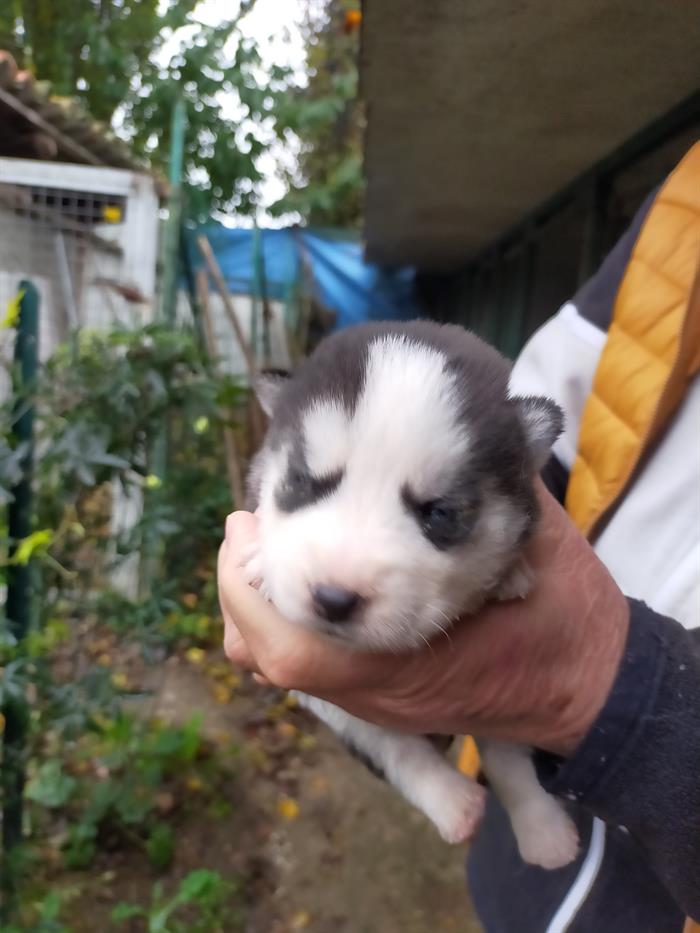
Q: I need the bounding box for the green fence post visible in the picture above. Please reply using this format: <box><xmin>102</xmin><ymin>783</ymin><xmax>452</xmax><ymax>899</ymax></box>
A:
<box><xmin>1</xmin><ymin>280</ymin><xmax>39</xmax><ymax>920</ymax></box>
<box><xmin>140</xmin><ymin>97</ymin><xmax>187</xmax><ymax>597</ymax></box>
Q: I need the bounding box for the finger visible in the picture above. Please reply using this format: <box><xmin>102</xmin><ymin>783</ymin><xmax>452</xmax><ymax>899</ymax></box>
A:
<box><xmin>224</xmin><ymin>510</ymin><xmax>259</xmax><ymax>564</ymax></box>
<box><xmin>217</xmin><ymin>535</ymin><xmax>261</xmax><ymax>673</ymax></box>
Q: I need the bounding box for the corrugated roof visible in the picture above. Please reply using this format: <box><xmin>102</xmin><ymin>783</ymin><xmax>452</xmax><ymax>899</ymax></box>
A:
<box><xmin>0</xmin><ymin>50</ymin><xmax>148</xmax><ymax>173</ymax></box>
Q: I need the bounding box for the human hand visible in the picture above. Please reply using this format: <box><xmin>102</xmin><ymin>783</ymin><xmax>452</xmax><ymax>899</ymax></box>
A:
<box><xmin>218</xmin><ymin>482</ymin><xmax>629</xmax><ymax>757</ymax></box>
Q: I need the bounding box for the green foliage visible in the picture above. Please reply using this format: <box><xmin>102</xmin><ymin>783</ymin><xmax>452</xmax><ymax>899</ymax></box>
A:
<box><xmin>146</xmin><ymin>822</ymin><xmax>176</xmax><ymax>870</ymax></box>
<box><xmin>25</xmin><ymin>712</ymin><xmax>206</xmax><ymax>871</ymax></box>
<box><xmin>112</xmin><ymin>869</ymin><xmax>240</xmax><ymax>933</ymax></box>
<box><xmin>271</xmin><ymin>0</ymin><xmax>363</xmax><ymax>227</ymax></box>
<box><xmin>123</xmin><ymin>14</ymin><xmax>292</xmax><ymax>218</ymax></box>
<box><xmin>1</xmin><ymin>321</ymin><xmax>244</xmax><ymax>920</ymax></box>
<box><xmin>30</xmin><ymin>323</ymin><xmax>242</xmax><ymax>596</ymax></box>
<box><xmin>0</xmin><ymin>0</ymin><xmax>295</xmax><ymax>217</ymax></box>
<box><xmin>0</xmin><ymin>0</ymin><xmax>198</xmax><ymax>124</ymax></box>
<box><xmin>25</xmin><ymin>761</ymin><xmax>77</xmax><ymax>809</ymax></box>
<box><xmin>3</xmin><ymin>888</ymin><xmax>75</xmax><ymax>933</ymax></box>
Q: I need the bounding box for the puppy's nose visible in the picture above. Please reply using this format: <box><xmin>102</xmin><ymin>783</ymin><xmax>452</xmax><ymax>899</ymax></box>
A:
<box><xmin>311</xmin><ymin>584</ymin><xmax>362</xmax><ymax>623</ymax></box>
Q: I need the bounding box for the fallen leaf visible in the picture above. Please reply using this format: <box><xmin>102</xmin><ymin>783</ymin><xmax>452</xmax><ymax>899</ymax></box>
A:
<box><xmin>110</xmin><ymin>672</ymin><xmax>130</xmax><ymax>691</ymax></box>
<box><xmin>277</xmin><ymin>796</ymin><xmax>300</xmax><ymax>821</ymax></box>
<box><xmin>277</xmin><ymin>722</ymin><xmax>298</xmax><ymax>740</ymax></box>
<box><xmin>213</xmin><ymin>683</ymin><xmax>232</xmax><ymax>704</ymax></box>
<box><xmin>310</xmin><ymin>776</ymin><xmax>329</xmax><ymax>796</ymax></box>
<box><xmin>185</xmin><ymin>647</ymin><xmax>206</xmax><ymax>665</ymax></box>
<box><xmin>290</xmin><ymin>910</ymin><xmax>311</xmax><ymax>930</ymax></box>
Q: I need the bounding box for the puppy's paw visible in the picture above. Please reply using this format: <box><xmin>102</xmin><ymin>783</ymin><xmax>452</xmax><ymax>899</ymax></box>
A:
<box><xmin>512</xmin><ymin>797</ymin><xmax>580</xmax><ymax>869</ymax></box>
<box><xmin>427</xmin><ymin>772</ymin><xmax>487</xmax><ymax>845</ymax></box>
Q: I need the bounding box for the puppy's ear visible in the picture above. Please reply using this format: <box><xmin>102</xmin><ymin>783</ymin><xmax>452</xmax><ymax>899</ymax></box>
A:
<box><xmin>255</xmin><ymin>367</ymin><xmax>291</xmax><ymax>417</ymax></box>
<box><xmin>511</xmin><ymin>395</ymin><xmax>564</xmax><ymax>471</ymax></box>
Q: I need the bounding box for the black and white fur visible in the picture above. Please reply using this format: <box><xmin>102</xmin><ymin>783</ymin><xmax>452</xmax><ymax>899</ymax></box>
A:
<box><xmin>244</xmin><ymin>321</ymin><xmax>579</xmax><ymax>869</ymax></box>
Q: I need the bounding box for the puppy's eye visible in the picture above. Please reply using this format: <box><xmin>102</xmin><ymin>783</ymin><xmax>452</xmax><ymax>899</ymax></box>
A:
<box><xmin>418</xmin><ymin>501</ymin><xmax>457</xmax><ymax>535</ymax></box>
<box><xmin>402</xmin><ymin>486</ymin><xmax>476</xmax><ymax>550</ymax></box>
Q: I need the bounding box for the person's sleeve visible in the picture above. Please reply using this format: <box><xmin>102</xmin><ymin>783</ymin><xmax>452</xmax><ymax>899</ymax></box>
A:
<box><xmin>538</xmin><ymin>601</ymin><xmax>700</xmax><ymax>919</ymax></box>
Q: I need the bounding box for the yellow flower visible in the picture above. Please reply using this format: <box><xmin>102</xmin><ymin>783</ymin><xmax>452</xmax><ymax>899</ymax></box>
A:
<box><xmin>186</xmin><ymin>776</ymin><xmax>204</xmax><ymax>792</ymax></box>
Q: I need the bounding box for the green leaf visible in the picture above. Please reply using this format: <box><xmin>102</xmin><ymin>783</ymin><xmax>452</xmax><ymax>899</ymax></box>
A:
<box><xmin>2</xmin><ymin>289</ymin><xmax>24</xmax><ymax>328</ymax></box>
<box><xmin>178</xmin><ymin>868</ymin><xmax>226</xmax><ymax>902</ymax></box>
<box><xmin>25</xmin><ymin>760</ymin><xmax>77</xmax><ymax>808</ymax></box>
<box><xmin>63</xmin><ymin>822</ymin><xmax>98</xmax><ymax>870</ymax></box>
<box><xmin>111</xmin><ymin>902</ymin><xmax>145</xmax><ymax>922</ymax></box>
<box><xmin>10</xmin><ymin>528</ymin><xmax>54</xmax><ymax>565</ymax></box>
<box><xmin>146</xmin><ymin>822</ymin><xmax>175</xmax><ymax>869</ymax></box>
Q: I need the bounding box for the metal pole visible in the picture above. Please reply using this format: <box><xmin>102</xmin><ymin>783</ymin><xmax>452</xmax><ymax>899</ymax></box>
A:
<box><xmin>140</xmin><ymin>97</ymin><xmax>187</xmax><ymax>597</ymax></box>
<box><xmin>160</xmin><ymin>96</ymin><xmax>187</xmax><ymax>325</ymax></box>
<box><xmin>1</xmin><ymin>281</ymin><xmax>39</xmax><ymax>920</ymax></box>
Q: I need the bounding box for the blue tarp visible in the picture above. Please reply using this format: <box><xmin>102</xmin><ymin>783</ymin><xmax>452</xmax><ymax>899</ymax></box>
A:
<box><xmin>184</xmin><ymin>224</ymin><xmax>419</xmax><ymax>330</ymax></box>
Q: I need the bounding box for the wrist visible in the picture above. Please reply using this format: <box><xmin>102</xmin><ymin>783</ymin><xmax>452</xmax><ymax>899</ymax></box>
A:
<box><xmin>546</xmin><ymin>585</ymin><xmax>630</xmax><ymax>757</ymax></box>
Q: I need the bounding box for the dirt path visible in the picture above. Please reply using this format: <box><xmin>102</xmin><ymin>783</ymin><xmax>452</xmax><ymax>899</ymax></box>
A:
<box><xmin>152</xmin><ymin>656</ymin><xmax>484</xmax><ymax>933</ymax></box>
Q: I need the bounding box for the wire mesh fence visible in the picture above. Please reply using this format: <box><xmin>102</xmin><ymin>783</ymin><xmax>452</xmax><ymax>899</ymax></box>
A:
<box><xmin>0</xmin><ymin>173</ymin><xmax>154</xmax><ymax>365</ymax></box>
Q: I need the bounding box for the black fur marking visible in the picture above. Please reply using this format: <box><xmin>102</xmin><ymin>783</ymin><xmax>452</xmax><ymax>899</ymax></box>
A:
<box><xmin>344</xmin><ymin>738</ymin><xmax>387</xmax><ymax>781</ymax></box>
<box><xmin>427</xmin><ymin>733</ymin><xmax>454</xmax><ymax>754</ymax></box>
<box><xmin>275</xmin><ymin>445</ymin><xmax>344</xmax><ymax>513</ymax></box>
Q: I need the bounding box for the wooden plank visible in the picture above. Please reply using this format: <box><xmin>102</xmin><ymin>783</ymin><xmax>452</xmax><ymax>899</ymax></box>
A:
<box><xmin>196</xmin><ymin>235</ymin><xmax>258</xmax><ymax>379</ymax></box>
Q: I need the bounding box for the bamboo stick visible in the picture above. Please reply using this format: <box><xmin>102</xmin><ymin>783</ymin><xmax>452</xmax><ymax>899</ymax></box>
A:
<box><xmin>196</xmin><ymin>267</ymin><xmax>245</xmax><ymax>508</ymax></box>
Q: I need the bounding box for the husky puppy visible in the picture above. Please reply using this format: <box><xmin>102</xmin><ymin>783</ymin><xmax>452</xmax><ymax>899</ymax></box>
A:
<box><xmin>243</xmin><ymin>321</ymin><xmax>579</xmax><ymax>869</ymax></box>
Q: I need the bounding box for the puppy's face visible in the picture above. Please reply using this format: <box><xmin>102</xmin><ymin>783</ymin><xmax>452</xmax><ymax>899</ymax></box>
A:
<box><xmin>249</xmin><ymin>323</ymin><xmax>561</xmax><ymax>651</ymax></box>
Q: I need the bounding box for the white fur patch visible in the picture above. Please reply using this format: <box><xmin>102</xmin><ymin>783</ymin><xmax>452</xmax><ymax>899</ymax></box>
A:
<box><xmin>354</xmin><ymin>336</ymin><xmax>470</xmax><ymax>497</ymax></box>
<box><xmin>302</xmin><ymin>399</ymin><xmax>351</xmax><ymax>477</ymax></box>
